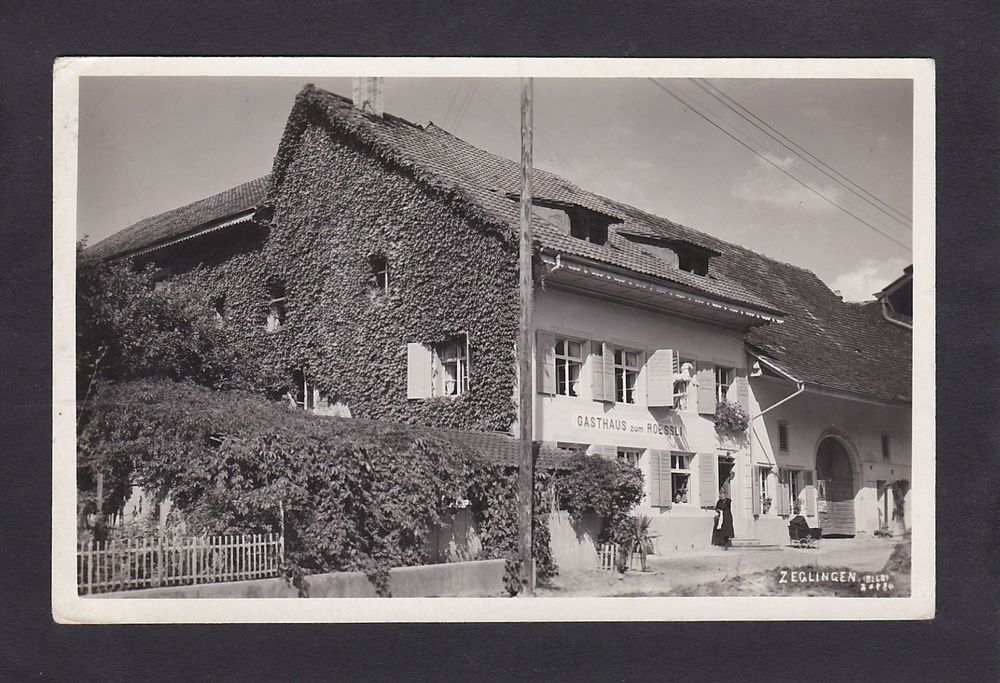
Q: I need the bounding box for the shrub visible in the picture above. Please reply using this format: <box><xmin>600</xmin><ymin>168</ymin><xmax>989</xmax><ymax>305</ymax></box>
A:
<box><xmin>78</xmin><ymin>379</ymin><xmax>558</xmax><ymax>595</ymax></box>
<box><xmin>556</xmin><ymin>453</ymin><xmax>645</xmax><ymax>546</ymax></box>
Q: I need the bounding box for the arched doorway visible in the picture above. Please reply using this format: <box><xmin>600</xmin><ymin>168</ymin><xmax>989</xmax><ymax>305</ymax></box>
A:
<box><xmin>816</xmin><ymin>437</ymin><xmax>856</xmax><ymax>537</ymax></box>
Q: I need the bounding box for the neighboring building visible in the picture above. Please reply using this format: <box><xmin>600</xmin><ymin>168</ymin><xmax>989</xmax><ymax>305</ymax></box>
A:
<box><xmin>86</xmin><ymin>82</ymin><xmax>912</xmax><ymax>552</ymax></box>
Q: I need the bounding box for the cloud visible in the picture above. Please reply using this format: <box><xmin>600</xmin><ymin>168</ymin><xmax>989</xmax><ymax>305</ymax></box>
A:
<box><xmin>828</xmin><ymin>256</ymin><xmax>910</xmax><ymax>302</ymax></box>
<box><xmin>731</xmin><ymin>154</ymin><xmax>845</xmax><ymax>213</ymax></box>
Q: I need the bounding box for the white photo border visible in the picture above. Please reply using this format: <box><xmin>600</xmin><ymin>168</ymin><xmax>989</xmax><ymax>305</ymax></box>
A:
<box><xmin>53</xmin><ymin>56</ymin><xmax>935</xmax><ymax>623</ymax></box>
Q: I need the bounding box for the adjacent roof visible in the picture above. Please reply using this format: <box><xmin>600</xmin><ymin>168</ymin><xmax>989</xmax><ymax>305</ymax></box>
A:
<box><xmin>87</xmin><ymin>85</ymin><xmax>911</xmax><ymax>404</ymax></box>
<box><xmin>403</xmin><ymin>424</ymin><xmax>573</xmax><ymax>470</ymax></box>
<box><xmin>85</xmin><ymin>176</ymin><xmax>270</xmax><ymax>260</ymax></box>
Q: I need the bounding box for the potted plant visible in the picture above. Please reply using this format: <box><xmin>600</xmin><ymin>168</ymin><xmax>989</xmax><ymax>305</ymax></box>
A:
<box><xmin>714</xmin><ymin>401</ymin><xmax>750</xmax><ymax>436</ymax></box>
<box><xmin>632</xmin><ymin>514</ymin><xmax>655</xmax><ymax>572</ymax></box>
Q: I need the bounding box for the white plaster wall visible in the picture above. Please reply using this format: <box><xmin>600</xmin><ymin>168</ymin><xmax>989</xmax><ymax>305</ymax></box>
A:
<box><xmin>749</xmin><ymin>376</ymin><xmax>912</xmax><ymax>535</ymax></box>
<box><xmin>532</xmin><ymin>286</ymin><xmax>751</xmax><ymax>537</ymax></box>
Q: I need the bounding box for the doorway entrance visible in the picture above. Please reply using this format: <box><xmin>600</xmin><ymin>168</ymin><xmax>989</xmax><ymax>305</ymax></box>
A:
<box><xmin>718</xmin><ymin>457</ymin><xmax>735</xmax><ymax>497</ymax></box>
<box><xmin>816</xmin><ymin>437</ymin><xmax>856</xmax><ymax>537</ymax></box>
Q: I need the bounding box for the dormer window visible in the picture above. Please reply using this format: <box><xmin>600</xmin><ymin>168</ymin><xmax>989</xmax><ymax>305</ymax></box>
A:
<box><xmin>621</xmin><ymin>232</ymin><xmax>720</xmax><ymax>277</ymax></box>
<box><xmin>513</xmin><ymin>195</ymin><xmax>617</xmax><ymax>247</ymax></box>
<box><xmin>678</xmin><ymin>250</ymin><xmax>710</xmax><ymax>276</ymax></box>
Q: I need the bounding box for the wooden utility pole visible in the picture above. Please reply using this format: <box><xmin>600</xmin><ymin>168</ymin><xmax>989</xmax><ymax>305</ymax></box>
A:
<box><xmin>517</xmin><ymin>77</ymin><xmax>535</xmax><ymax>594</ymax></box>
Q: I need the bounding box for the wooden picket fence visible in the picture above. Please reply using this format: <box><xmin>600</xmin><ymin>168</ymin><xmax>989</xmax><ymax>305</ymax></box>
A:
<box><xmin>77</xmin><ymin>532</ymin><xmax>283</xmax><ymax>595</ymax></box>
<box><xmin>599</xmin><ymin>542</ymin><xmax>620</xmax><ymax>571</ymax></box>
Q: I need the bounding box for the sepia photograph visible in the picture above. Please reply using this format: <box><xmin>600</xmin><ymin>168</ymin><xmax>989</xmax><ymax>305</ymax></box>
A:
<box><xmin>52</xmin><ymin>58</ymin><xmax>934</xmax><ymax>622</ymax></box>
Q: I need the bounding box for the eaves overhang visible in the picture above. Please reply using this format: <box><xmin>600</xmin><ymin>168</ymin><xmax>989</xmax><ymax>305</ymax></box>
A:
<box><xmin>541</xmin><ymin>251</ymin><xmax>784</xmax><ymax>328</ymax></box>
<box><xmin>746</xmin><ymin>349</ymin><xmax>911</xmax><ymax>408</ymax></box>
<box><xmin>107</xmin><ymin>209</ymin><xmax>258</xmax><ymax>262</ymax></box>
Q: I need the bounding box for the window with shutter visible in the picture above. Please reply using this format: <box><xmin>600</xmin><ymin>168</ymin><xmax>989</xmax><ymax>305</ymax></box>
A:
<box><xmin>645</xmin><ymin>349</ymin><xmax>675</xmax><ymax>407</ymax></box>
<box><xmin>554</xmin><ymin>336</ymin><xmax>584</xmax><ymax>397</ymax></box>
<box><xmin>612</xmin><ymin>348</ymin><xmax>640</xmax><ymax>404</ymax></box>
<box><xmin>696</xmin><ymin>361</ymin><xmax>716</xmax><ymax>415</ymax></box>
<box><xmin>669</xmin><ymin>452</ymin><xmax>692</xmax><ymax>504</ymax></box>
<box><xmin>698</xmin><ymin>453</ymin><xmax>718</xmax><ymax>507</ymax></box>
<box><xmin>535</xmin><ymin>330</ymin><xmax>556</xmax><ymax>395</ymax></box>
<box><xmin>714</xmin><ymin>365</ymin><xmax>734</xmax><ymax>404</ymax></box>
<box><xmin>435</xmin><ymin>336</ymin><xmax>469</xmax><ymax>396</ymax></box>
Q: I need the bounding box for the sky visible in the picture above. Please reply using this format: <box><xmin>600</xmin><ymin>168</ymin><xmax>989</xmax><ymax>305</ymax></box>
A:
<box><xmin>77</xmin><ymin>76</ymin><xmax>913</xmax><ymax>301</ymax></box>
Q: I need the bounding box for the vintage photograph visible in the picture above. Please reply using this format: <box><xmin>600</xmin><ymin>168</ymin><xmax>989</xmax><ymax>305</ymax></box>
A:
<box><xmin>54</xmin><ymin>59</ymin><xmax>933</xmax><ymax>621</ymax></box>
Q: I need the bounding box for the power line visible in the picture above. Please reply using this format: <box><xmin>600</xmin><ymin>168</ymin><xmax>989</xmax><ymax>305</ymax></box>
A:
<box><xmin>479</xmin><ymin>81</ymin><xmax>580</xmax><ymax>176</ymax></box>
<box><xmin>441</xmin><ymin>78</ymin><xmax>465</xmax><ymax>129</ymax></box>
<box><xmin>450</xmin><ymin>80</ymin><xmax>479</xmax><ymax>132</ymax></box>
<box><xmin>647</xmin><ymin>78</ymin><xmax>911</xmax><ymax>252</ymax></box>
<box><xmin>691</xmin><ymin>78</ymin><xmax>912</xmax><ymax>227</ymax></box>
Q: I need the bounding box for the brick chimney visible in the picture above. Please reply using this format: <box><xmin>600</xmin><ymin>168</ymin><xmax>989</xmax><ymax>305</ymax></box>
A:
<box><xmin>352</xmin><ymin>77</ymin><xmax>384</xmax><ymax>118</ymax></box>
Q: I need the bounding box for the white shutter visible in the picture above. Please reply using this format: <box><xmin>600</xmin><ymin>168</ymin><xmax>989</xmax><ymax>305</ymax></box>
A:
<box><xmin>776</xmin><ymin>472</ymin><xmax>791</xmax><ymax>516</ymax></box>
<box><xmin>647</xmin><ymin>449</ymin><xmax>663</xmax><ymax>507</ymax></box>
<box><xmin>592</xmin><ymin>341</ymin><xmax>615</xmax><ymax>403</ymax></box>
<box><xmin>602</xmin><ymin>343</ymin><xmax>616</xmax><ymax>403</ymax></box>
<box><xmin>698</xmin><ymin>452</ymin><xmax>718</xmax><ymax>507</ymax></box>
<box><xmin>735</xmin><ymin>370</ymin><xmax>749</xmax><ymax>413</ymax></box>
<box><xmin>406</xmin><ymin>342</ymin><xmax>432</xmax><ymax>399</ymax></box>
<box><xmin>536</xmin><ymin>330</ymin><xmax>556</xmax><ymax>395</ymax></box>
<box><xmin>696</xmin><ymin>361</ymin><xmax>716</xmax><ymax>415</ymax></box>
<box><xmin>752</xmin><ymin>467</ymin><xmax>762</xmax><ymax>516</ymax></box>
<box><xmin>645</xmin><ymin>349</ymin><xmax>675</xmax><ymax>407</ymax></box>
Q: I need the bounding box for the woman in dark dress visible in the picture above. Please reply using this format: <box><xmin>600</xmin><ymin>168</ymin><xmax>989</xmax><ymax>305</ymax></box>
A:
<box><xmin>712</xmin><ymin>489</ymin><xmax>735</xmax><ymax>549</ymax></box>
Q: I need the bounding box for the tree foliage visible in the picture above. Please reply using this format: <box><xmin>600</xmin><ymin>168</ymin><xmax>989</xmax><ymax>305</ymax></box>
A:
<box><xmin>78</xmin><ymin>379</ymin><xmax>560</xmax><ymax>595</ymax></box>
<box><xmin>76</xmin><ymin>246</ymin><xmax>248</xmax><ymax>404</ymax></box>
<box><xmin>556</xmin><ymin>453</ymin><xmax>645</xmax><ymax>545</ymax></box>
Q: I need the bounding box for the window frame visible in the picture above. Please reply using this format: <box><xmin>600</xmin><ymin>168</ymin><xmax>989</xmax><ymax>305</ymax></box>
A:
<box><xmin>715</xmin><ymin>365</ymin><xmax>734</xmax><ymax>404</ymax></box>
<box><xmin>757</xmin><ymin>465</ymin><xmax>771</xmax><ymax>514</ymax></box>
<box><xmin>554</xmin><ymin>336</ymin><xmax>585</xmax><ymax>397</ymax></box>
<box><xmin>778</xmin><ymin>421</ymin><xmax>790</xmax><ymax>452</ymax></box>
<box><xmin>781</xmin><ymin>468</ymin><xmax>802</xmax><ymax>512</ymax></box>
<box><xmin>369</xmin><ymin>253</ymin><xmax>389</xmax><ymax>292</ymax></box>
<box><xmin>612</xmin><ymin>347</ymin><xmax>641</xmax><ymax>404</ymax></box>
<box><xmin>266</xmin><ymin>280</ymin><xmax>287</xmax><ymax>333</ymax></box>
<box><xmin>670</xmin><ymin>452</ymin><xmax>692</xmax><ymax>504</ymax></box>
<box><xmin>617</xmin><ymin>447</ymin><xmax>641</xmax><ymax>468</ymax></box>
<box><xmin>435</xmin><ymin>336</ymin><xmax>469</xmax><ymax>397</ymax></box>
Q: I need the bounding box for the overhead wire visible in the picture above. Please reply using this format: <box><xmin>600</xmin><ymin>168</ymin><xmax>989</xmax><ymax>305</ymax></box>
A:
<box><xmin>691</xmin><ymin>78</ymin><xmax>912</xmax><ymax>227</ymax></box>
<box><xmin>647</xmin><ymin>78</ymin><xmax>911</xmax><ymax>251</ymax></box>
<box><xmin>441</xmin><ymin>78</ymin><xmax>465</xmax><ymax>130</ymax></box>
<box><xmin>450</xmin><ymin>80</ymin><xmax>479</xmax><ymax>133</ymax></box>
<box><xmin>478</xmin><ymin>80</ymin><xmax>581</xmax><ymax>176</ymax></box>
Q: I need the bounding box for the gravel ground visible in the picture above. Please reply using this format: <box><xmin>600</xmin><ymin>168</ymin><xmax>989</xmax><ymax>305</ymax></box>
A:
<box><xmin>537</xmin><ymin>536</ymin><xmax>908</xmax><ymax>597</ymax></box>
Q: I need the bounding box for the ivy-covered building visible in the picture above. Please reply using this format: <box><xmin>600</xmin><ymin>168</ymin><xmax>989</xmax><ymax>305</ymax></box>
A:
<box><xmin>86</xmin><ymin>82</ymin><xmax>913</xmax><ymax>551</ymax></box>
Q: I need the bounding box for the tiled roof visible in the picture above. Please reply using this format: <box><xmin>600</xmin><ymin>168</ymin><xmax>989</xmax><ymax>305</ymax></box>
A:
<box><xmin>315</xmin><ymin>418</ymin><xmax>572</xmax><ymax>470</ymax></box>
<box><xmin>407</xmin><ymin>425</ymin><xmax>574</xmax><ymax>470</ymax></box>
<box><xmin>283</xmin><ymin>87</ymin><xmax>909</xmax><ymax>402</ymax></box>
<box><xmin>87</xmin><ymin>85</ymin><xmax>911</xmax><ymax>404</ymax></box>
<box><xmin>283</xmin><ymin>88</ymin><xmax>781</xmax><ymax>313</ymax></box>
<box><xmin>85</xmin><ymin>176</ymin><xmax>271</xmax><ymax>260</ymax></box>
